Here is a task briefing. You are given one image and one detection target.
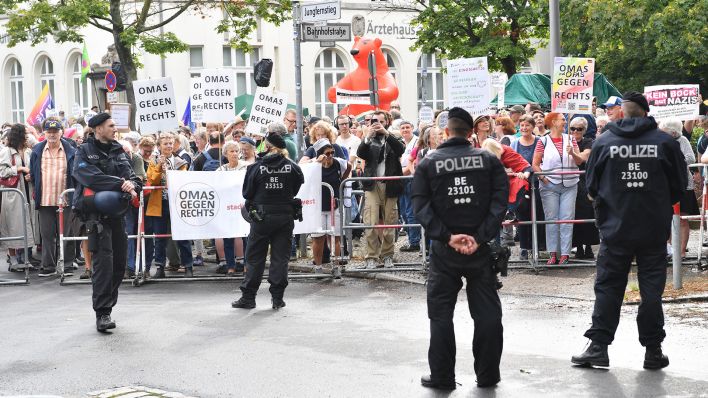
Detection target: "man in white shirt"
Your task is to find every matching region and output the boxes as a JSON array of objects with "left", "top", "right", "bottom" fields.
[{"left": 334, "top": 115, "right": 361, "bottom": 162}]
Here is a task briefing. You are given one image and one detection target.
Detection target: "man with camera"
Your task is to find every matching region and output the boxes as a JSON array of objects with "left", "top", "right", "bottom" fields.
[
  {"left": 72, "top": 113, "right": 142, "bottom": 332},
  {"left": 412, "top": 107, "right": 509, "bottom": 390},
  {"left": 356, "top": 110, "right": 405, "bottom": 269}
]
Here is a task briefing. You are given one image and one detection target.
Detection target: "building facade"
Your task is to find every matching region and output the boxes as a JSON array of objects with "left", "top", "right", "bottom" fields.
[{"left": 0, "top": 1, "right": 551, "bottom": 126}]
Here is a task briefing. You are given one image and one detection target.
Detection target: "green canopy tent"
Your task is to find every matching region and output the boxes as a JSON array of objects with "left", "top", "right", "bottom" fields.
[
  {"left": 234, "top": 94, "right": 309, "bottom": 120},
  {"left": 491, "top": 73, "right": 622, "bottom": 108}
]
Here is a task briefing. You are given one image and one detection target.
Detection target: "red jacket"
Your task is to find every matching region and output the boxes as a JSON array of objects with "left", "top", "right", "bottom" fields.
[{"left": 500, "top": 145, "right": 531, "bottom": 204}]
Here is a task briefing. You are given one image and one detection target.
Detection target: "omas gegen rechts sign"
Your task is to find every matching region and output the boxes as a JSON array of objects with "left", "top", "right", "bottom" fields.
[
  {"left": 173, "top": 181, "right": 220, "bottom": 227},
  {"left": 132, "top": 77, "right": 178, "bottom": 134}
]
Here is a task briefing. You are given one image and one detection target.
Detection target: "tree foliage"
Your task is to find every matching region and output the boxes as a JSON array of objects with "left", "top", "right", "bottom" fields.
[
  {"left": 385, "top": 0, "right": 549, "bottom": 77},
  {"left": 1, "top": 0, "right": 291, "bottom": 127},
  {"left": 561, "top": 0, "right": 708, "bottom": 94}
]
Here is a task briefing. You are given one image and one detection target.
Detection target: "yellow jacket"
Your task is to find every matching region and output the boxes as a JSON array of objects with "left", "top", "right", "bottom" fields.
[{"left": 145, "top": 156, "right": 188, "bottom": 217}]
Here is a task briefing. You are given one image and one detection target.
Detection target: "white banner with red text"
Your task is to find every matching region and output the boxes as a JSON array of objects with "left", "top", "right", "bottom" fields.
[{"left": 166, "top": 164, "right": 322, "bottom": 240}]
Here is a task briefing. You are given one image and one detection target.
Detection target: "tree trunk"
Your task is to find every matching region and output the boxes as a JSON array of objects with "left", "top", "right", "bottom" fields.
[{"left": 501, "top": 57, "right": 517, "bottom": 78}]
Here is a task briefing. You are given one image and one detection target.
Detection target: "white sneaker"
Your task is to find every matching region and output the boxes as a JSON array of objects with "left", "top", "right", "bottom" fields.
[
  {"left": 383, "top": 256, "right": 394, "bottom": 268},
  {"left": 365, "top": 258, "right": 378, "bottom": 269}
]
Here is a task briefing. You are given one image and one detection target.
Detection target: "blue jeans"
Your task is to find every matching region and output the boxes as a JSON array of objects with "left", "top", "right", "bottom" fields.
[
  {"left": 539, "top": 182, "right": 578, "bottom": 255},
  {"left": 224, "top": 237, "right": 248, "bottom": 270},
  {"left": 147, "top": 200, "right": 193, "bottom": 269},
  {"left": 399, "top": 180, "right": 420, "bottom": 246},
  {"left": 124, "top": 206, "right": 139, "bottom": 272}
]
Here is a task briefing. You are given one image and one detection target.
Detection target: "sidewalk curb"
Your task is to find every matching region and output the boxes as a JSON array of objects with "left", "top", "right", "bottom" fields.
[
  {"left": 625, "top": 294, "right": 708, "bottom": 306},
  {"left": 289, "top": 262, "right": 426, "bottom": 285}
]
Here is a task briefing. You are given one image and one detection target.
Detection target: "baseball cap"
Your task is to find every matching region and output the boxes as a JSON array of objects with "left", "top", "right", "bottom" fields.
[
  {"left": 43, "top": 119, "right": 63, "bottom": 130},
  {"left": 600, "top": 96, "right": 622, "bottom": 109}
]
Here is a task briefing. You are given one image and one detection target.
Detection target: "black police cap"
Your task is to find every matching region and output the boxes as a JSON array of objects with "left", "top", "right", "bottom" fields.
[
  {"left": 88, "top": 112, "right": 111, "bottom": 128},
  {"left": 447, "top": 107, "right": 475, "bottom": 130},
  {"left": 622, "top": 91, "right": 650, "bottom": 113}
]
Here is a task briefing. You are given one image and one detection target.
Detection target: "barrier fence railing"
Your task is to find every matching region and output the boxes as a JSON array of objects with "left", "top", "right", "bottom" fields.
[
  {"left": 338, "top": 175, "right": 427, "bottom": 274},
  {"left": 58, "top": 184, "right": 338, "bottom": 286},
  {"left": 0, "top": 188, "right": 31, "bottom": 286}
]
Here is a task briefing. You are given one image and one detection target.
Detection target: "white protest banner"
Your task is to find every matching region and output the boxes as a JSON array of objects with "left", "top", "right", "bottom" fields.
[
  {"left": 71, "top": 103, "right": 82, "bottom": 118},
  {"left": 551, "top": 57, "right": 595, "bottom": 114},
  {"left": 189, "top": 77, "right": 204, "bottom": 123},
  {"left": 245, "top": 87, "right": 289, "bottom": 136},
  {"left": 418, "top": 106, "right": 434, "bottom": 124},
  {"left": 132, "top": 77, "right": 178, "bottom": 134},
  {"left": 200, "top": 69, "right": 236, "bottom": 122},
  {"left": 644, "top": 84, "right": 700, "bottom": 121},
  {"left": 446, "top": 57, "right": 490, "bottom": 115},
  {"left": 490, "top": 72, "right": 508, "bottom": 109},
  {"left": 167, "top": 164, "right": 322, "bottom": 240},
  {"left": 336, "top": 88, "right": 370, "bottom": 105}
]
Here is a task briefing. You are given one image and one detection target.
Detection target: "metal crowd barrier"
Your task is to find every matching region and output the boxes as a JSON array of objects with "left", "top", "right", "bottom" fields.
[
  {"left": 338, "top": 175, "right": 427, "bottom": 274},
  {"left": 0, "top": 188, "right": 31, "bottom": 286}
]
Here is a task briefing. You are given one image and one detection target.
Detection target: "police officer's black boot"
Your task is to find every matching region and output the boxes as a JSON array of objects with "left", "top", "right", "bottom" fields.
[
  {"left": 231, "top": 296, "right": 256, "bottom": 309},
  {"left": 272, "top": 297, "right": 286, "bottom": 309},
  {"left": 643, "top": 345, "right": 669, "bottom": 369},
  {"left": 96, "top": 314, "right": 116, "bottom": 332},
  {"left": 571, "top": 341, "right": 609, "bottom": 367},
  {"left": 420, "top": 375, "right": 456, "bottom": 390},
  {"left": 184, "top": 267, "right": 193, "bottom": 278}
]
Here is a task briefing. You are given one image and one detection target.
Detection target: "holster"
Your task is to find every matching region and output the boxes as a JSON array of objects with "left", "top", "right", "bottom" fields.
[
  {"left": 84, "top": 214, "right": 103, "bottom": 253},
  {"left": 291, "top": 198, "right": 303, "bottom": 222}
]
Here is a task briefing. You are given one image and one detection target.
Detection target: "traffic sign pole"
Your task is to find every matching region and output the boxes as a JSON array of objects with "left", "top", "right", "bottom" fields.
[{"left": 293, "top": 1, "right": 304, "bottom": 159}]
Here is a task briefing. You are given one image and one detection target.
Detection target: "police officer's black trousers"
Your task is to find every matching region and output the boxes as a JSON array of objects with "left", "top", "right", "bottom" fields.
[
  {"left": 91, "top": 217, "right": 127, "bottom": 318},
  {"left": 584, "top": 242, "right": 667, "bottom": 346},
  {"left": 240, "top": 214, "right": 294, "bottom": 300},
  {"left": 427, "top": 253, "right": 503, "bottom": 384}
]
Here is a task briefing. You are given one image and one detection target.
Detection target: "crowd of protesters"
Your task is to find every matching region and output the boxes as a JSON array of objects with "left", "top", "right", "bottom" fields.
[{"left": 2, "top": 95, "right": 708, "bottom": 278}]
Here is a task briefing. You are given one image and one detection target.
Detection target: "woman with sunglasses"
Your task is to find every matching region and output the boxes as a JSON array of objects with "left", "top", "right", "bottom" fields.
[
  {"left": 309, "top": 138, "right": 351, "bottom": 268},
  {"left": 568, "top": 117, "right": 598, "bottom": 259},
  {"left": 532, "top": 113, "right": 585, "bottom": 265}
]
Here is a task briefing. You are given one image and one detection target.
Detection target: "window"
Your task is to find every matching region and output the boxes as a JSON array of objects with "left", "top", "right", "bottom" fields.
[
  {"left": 39, "top": 56, "right": 55, "bottom": 101},
  {"left": 189, "top": 46, "right": 204, "bottom": 68},
  {"left": 314, "top": 49, "right": 347, "bottom": 119},
  {"left": 223, "top": 46, "right": 261, "bottom": 96},
  {"left": 71, "top": 54, "right": 91, "bottom": 114},
  {"left": 417, "top": 53, "right": 444, "bottom": 111},
  {"left": 381, "top": 48, "right": 399, "bottom": 84},
  {"left": 9, "top": 59, "right": 25, "bottom": 123}
]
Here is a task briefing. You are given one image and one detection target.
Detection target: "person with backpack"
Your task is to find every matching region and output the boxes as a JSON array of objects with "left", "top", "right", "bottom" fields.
[{"left": 190, "top": 131, "right": 226, "bottom": 172}]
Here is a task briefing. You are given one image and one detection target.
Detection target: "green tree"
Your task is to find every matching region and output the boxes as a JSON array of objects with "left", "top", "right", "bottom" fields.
[
  {"left": 386, "top": 0, "right": 549, "bottom": 77},
  {"left": 1, "top": 0, "right": 291, "bottom": 128},
  {"left": 560, "top": 0, "right": 708, "bottom": 94}
]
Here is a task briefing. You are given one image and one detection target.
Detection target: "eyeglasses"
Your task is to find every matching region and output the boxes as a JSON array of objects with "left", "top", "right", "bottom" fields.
[
  {"left": 285, "top": 119, "right": 296, "bottom": 125},
  {"left": 337, "top": 123, "right": 349, "bottom": 127},
  {"left": 569, "top": 127, "right": 585, "bottom": 132},
  {"left": 323, "top": 151, "right": 334, "bottom": 157},
  {"left": 364, "top": 118, "right": 372, "bottom": 124}
]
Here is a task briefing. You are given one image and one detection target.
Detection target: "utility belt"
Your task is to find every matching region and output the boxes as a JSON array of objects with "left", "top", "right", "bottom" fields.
[{"left": 245, "top": 198, "right": 303, "bottom": 223}]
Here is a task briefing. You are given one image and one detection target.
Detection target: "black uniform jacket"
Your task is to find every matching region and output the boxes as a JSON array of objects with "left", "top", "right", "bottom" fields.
[
  {"left": 356, "top": 133, "right": 406, "bottom": 197},
  {"left": 243, "top": 152, "right": 304, "bottom": 205},
  {"left": 586, "top": 117, "right": 687, "bottom": 245},
  {"left": 411, "top": 137, "right": 509, "bottom": 245},
  {"left": 72, "top": 136, "right": 143, "bottom": 212}
]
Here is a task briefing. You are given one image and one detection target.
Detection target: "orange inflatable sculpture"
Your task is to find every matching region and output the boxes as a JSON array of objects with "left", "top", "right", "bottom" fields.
[{"left": 327, "top": 37, "right": 399, "bottom": 116}]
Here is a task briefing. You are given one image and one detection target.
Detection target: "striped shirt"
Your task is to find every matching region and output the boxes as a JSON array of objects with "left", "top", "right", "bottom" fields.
[{"left": 40, "top": 144, "right": 67, "bottom": 206}]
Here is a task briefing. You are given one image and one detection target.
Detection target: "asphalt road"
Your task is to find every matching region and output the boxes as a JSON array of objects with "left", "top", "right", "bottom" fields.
[{"left": 1, "top": 276, "right": 707, "bottom": 398}]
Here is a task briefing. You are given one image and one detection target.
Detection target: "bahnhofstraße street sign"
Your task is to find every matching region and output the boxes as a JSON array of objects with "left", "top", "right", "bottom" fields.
[{"left": 301, "top": 23, "right": 352, "bottom": 42}]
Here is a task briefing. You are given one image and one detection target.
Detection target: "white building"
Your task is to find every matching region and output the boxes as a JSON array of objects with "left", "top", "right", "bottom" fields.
[{"left": 0, "top": 1, "right": 550, "bottom": 126}]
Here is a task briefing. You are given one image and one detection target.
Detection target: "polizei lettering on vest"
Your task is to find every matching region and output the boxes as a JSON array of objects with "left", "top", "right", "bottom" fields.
[
  {"left": 259, "top": 164, "right": 292, "bottom": 174},
  {"left": 435, "top": 156, "right": 484, "bottom": 173},
  {"left": 609, "top": 145, "right": 658, "bottom": 159}
]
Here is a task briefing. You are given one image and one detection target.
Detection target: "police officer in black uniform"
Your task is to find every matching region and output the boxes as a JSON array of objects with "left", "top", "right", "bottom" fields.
[
  {"left": 412, "top": 108, "right": 509, "bottom": 390},
  {"left": 232, "top": 132, "right": 304, "bottom": 310},
  {"left": 73, "top": 113, "right": 142, "bottom": 332},
  {"left": 571, "top": 92, "right": 687, "bottom": 369}
]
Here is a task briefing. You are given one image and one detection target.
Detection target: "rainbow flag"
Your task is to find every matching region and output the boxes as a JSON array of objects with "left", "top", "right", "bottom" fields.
[
  {"left": 81, "top": 42, "right": 90, "bottom": 82},
  {"left": 26, "top": 84, "right": 54, "bottom": 126}
]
